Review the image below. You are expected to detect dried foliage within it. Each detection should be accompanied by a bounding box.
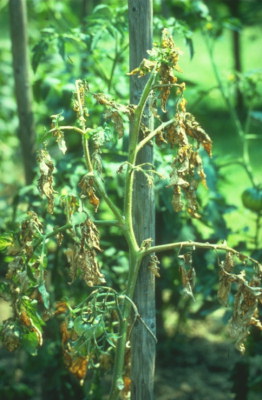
[128,30,212,218]
[72,80,89,124]
[148,255,161,278]
[93,93,134,138]
[1,28,261,396]
[55,290,120,383]
[37,149,55,214]
[50,114,67,154]
[217,252,262,352]
[178,252,196,300]
[65,218,105,287]
[79,174,100,211]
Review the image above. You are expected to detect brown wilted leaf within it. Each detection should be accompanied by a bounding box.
[230,284,258,353]
[60,321,71,344]
[105,110,124,138]
[69,356,88,381]
[55,301,69,315]
[172,186,183,212]
[93,93,132,139]
[19,310,32,327]
[217,253,235,306]
[79,174,100,212]
[218,270,232,306]
[127,58,156,77]
[148,255,161,278]
[178,253,196,300]
[65,218,105,287]
[185,113,212,156]
[37,149,55,214]
[81,219,101,252]
[1,319,21,351]
[6,256,24,279]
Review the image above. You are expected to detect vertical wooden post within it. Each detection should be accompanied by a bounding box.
[128,1,156,399]
[9,0,36,184]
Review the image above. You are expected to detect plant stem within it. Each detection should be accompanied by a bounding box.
[143,240,262,271]
[127,71,156,166]
[109,251,143,400]
[93,173,125,225]
[124,71,156,250]
[49,126,85,135]
[33,223,72,251]
[136,118,175,153]
[33,220,120,251]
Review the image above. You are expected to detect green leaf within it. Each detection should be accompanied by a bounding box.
[57,36,66,60]
[38,283,50,309]
[21,332,39,356]
[0,233,13,252]
[32,40,49,72]
[74,316,87,336]
[71,212,87,227]
[21,297,45,328]
[105,332,118,348]
[74,316,104,340]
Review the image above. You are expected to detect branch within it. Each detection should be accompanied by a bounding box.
[33,220,120,251]
[93,173,126,228]
[143,240,262,271]
[136,118,175,153]
[48,126,85,136]
[124,295,158,343]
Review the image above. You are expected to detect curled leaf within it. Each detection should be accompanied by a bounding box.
[185,113,212,156]
[148,255,161,278]
[79,175,100,212]
[65,218,105,287]
[37,149,55,214]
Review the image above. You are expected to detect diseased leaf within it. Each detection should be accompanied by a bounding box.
[37,149,55,214]
[38,283,50,309]
[79,175,100,212]
[0,233,13,252]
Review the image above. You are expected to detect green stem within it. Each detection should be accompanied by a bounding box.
[82,134,93,173]
[33,220,120,252]
[127,71,156,166]
[109,251,143,400]
[48,126,85,135]
[143,240,262,271]
[136,118,175,153]
[33,223,72,251]
[109,72,157,399]
[124,72,156,250]
[93,173,125,227]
